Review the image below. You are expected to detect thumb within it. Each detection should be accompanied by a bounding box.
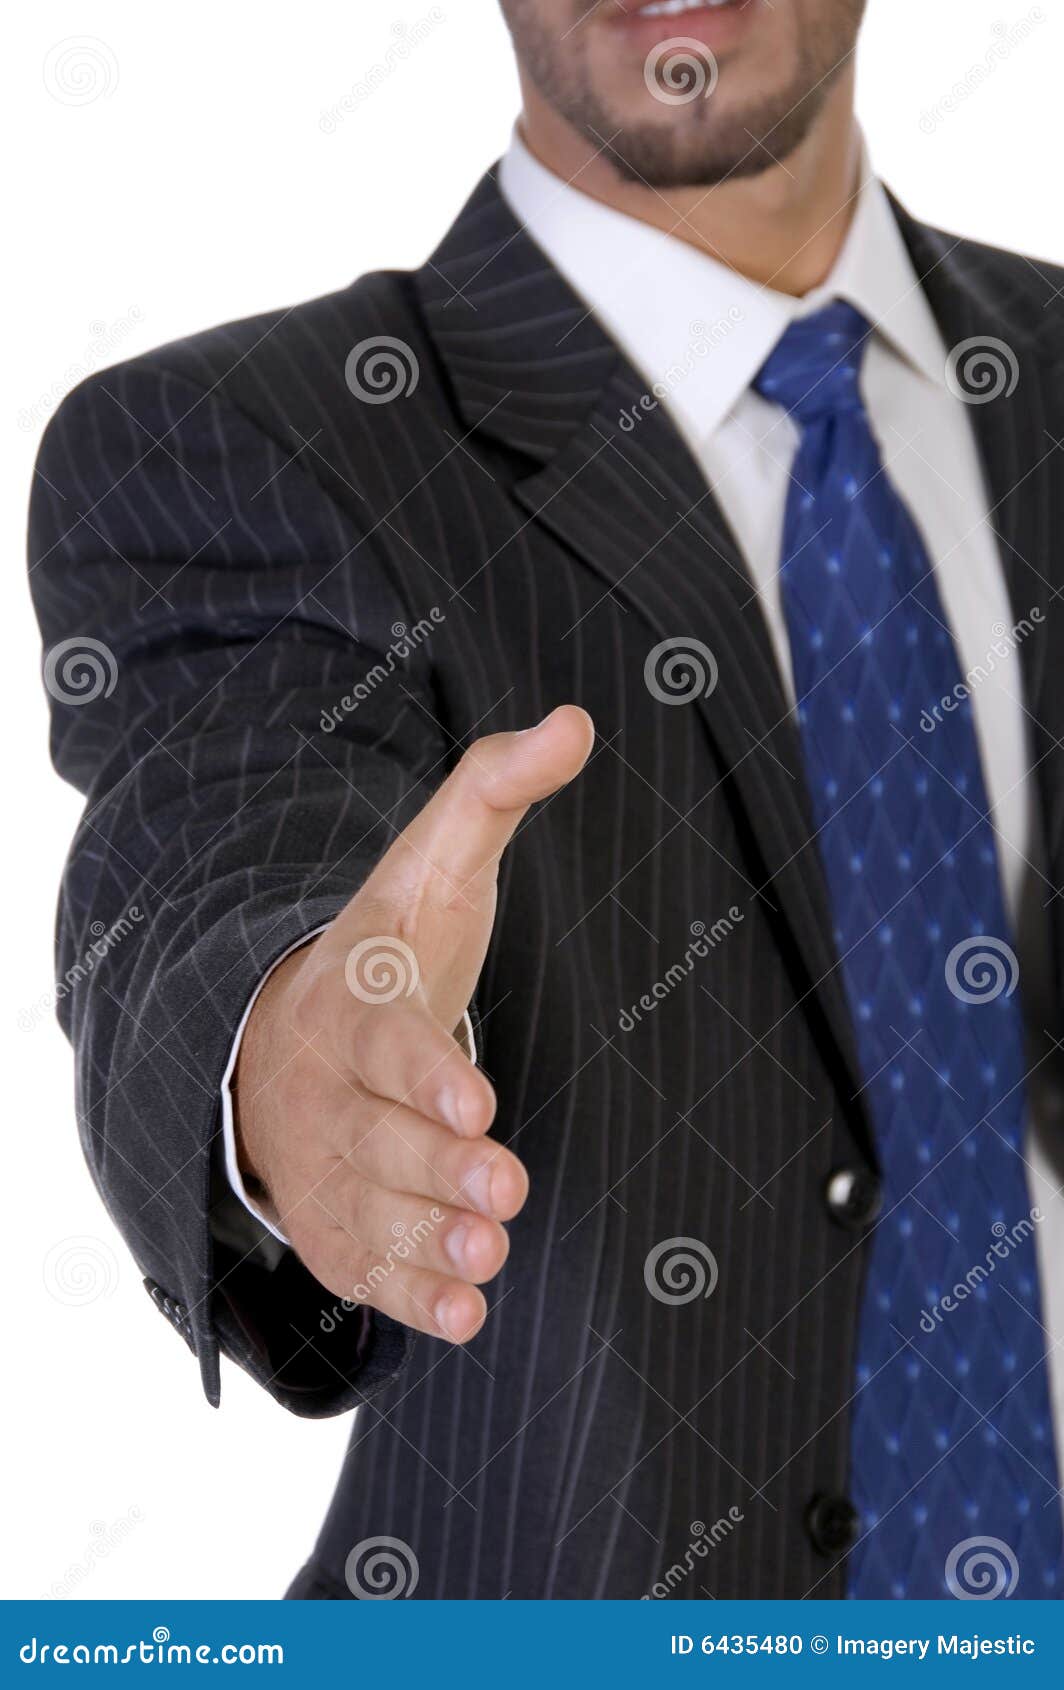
[368,704,594,910]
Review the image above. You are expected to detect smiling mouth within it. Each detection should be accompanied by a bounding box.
[634,0,742,13]
[609,0,760,47]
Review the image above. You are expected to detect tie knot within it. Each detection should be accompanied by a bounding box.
[754,300,872,424]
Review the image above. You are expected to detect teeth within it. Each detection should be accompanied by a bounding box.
[638,0,733,17]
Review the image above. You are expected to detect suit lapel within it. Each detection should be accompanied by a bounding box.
[894,204,1064,992]
[417,174,1064,1118]
[417,173,867,1108]
[512,364,873,1083]
[892,203,1061,709]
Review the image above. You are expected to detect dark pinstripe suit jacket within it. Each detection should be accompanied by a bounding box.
[29,171,1064,1599]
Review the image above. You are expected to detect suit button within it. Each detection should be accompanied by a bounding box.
[825,1166,881,1230]
[806,1493,859,1555]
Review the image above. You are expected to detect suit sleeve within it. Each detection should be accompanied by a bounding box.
[28,357,451,1415]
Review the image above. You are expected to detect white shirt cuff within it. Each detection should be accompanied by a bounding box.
[219,932,477,1249]
[219,929,330,1245]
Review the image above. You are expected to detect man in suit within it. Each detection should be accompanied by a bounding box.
[30,0,1064,1599]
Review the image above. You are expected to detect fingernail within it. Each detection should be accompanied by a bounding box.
[490,1161,517,1217]
[516,708,556,737]
[434,1291,457,1337]
[445,1221,474,1272]
[439,1084,484,1137]
[436,1086,463,1133]
[464,1161,494,1216]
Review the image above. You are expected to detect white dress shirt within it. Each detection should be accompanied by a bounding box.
[497,131,1064,1452]
[218,135,1064,1460]
[499,135,1031,905]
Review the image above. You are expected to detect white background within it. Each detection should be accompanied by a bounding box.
[4,0,1062,1600]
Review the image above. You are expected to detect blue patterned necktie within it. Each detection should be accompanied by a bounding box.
[753,300,1063,1599]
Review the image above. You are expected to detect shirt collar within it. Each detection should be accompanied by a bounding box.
[816,164,946,389]
[498,131,946,457]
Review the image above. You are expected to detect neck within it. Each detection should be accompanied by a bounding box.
[516,71,861,297]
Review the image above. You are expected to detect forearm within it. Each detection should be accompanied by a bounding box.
[30,357,450,1412]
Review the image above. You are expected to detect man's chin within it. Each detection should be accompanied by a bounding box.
[588,97,822,190]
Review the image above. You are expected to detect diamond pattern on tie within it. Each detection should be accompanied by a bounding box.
[754,300,1063,1599]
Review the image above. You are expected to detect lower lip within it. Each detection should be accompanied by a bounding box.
[610,0,760,56]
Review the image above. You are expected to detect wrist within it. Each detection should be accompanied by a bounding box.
[232,946,305,1192]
